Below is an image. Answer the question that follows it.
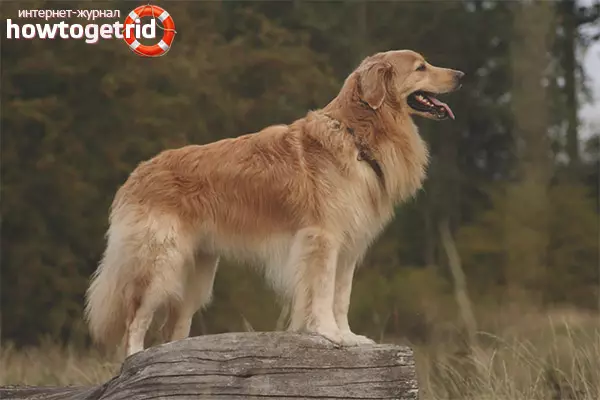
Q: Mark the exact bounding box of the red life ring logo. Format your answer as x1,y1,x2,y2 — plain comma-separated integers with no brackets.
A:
123,5,176,57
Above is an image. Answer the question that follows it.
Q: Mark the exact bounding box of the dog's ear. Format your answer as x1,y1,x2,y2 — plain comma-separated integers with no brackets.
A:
359,61,392,110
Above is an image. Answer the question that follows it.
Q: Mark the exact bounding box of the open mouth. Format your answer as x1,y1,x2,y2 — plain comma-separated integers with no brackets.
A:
407,91,455,120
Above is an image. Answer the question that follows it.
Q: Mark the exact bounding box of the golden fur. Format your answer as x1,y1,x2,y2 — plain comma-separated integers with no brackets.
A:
85,50,463,356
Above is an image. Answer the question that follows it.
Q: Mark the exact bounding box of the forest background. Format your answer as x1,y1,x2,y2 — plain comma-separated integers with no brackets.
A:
1,1,599,399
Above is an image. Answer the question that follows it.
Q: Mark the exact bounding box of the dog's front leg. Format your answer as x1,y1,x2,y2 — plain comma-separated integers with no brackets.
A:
287,228,342,344
333,253,376,345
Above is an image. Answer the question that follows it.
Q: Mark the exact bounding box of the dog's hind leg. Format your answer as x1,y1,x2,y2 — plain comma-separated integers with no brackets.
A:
125,281,167,356
124,239,189,356
162,252,219,342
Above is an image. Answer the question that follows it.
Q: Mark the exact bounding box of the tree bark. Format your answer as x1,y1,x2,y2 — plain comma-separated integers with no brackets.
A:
560,0,580,174
439,219,478,349
507,1,554,304
1,332,419,400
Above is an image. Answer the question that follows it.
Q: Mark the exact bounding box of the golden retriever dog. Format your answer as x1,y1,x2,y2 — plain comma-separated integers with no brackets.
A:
85,50,463,356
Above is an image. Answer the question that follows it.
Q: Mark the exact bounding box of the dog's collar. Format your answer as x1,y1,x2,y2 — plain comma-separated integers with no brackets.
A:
323,114,385,191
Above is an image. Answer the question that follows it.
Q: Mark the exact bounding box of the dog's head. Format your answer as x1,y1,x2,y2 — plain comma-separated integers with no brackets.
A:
356,50,464,120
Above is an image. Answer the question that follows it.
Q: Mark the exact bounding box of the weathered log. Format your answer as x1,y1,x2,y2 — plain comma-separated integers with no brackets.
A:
1,332,418,399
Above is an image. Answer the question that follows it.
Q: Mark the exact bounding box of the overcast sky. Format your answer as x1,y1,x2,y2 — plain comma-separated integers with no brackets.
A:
579,0,600,140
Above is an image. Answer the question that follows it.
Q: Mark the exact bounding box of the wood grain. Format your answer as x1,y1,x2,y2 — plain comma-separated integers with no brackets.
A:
1,332,418,400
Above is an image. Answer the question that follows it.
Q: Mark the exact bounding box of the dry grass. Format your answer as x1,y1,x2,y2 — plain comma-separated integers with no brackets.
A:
0,339,119,387
413,307,600,400
1,308,599,400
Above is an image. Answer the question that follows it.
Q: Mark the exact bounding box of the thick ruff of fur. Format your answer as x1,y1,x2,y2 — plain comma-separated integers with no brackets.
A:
85,50,463,356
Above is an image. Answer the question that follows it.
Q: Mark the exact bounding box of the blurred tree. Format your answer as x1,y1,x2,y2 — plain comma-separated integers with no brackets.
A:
506,0,553,304
549,0,600,178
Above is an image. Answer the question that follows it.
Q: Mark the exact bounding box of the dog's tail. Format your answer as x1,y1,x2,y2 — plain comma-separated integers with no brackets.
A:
84,202,139,349
84,235,128,348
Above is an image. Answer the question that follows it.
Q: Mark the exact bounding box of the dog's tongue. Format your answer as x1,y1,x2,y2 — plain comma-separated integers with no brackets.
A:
429,96,455,120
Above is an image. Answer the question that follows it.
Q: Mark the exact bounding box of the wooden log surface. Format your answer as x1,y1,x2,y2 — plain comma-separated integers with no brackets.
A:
1,332,418,400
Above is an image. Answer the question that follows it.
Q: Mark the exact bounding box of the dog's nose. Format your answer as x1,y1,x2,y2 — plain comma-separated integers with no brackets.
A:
454,71,465,89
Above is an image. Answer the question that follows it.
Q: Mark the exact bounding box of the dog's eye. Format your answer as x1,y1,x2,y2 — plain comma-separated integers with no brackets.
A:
416,64,426,71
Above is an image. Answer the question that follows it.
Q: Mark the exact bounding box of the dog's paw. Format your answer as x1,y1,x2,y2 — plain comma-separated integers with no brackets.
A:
338,331,376,346
312,329,375,347
315,329,345,346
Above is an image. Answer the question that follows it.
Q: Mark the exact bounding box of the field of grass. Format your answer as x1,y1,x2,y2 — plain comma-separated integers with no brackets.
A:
413,308,600,400
1,307,599,400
